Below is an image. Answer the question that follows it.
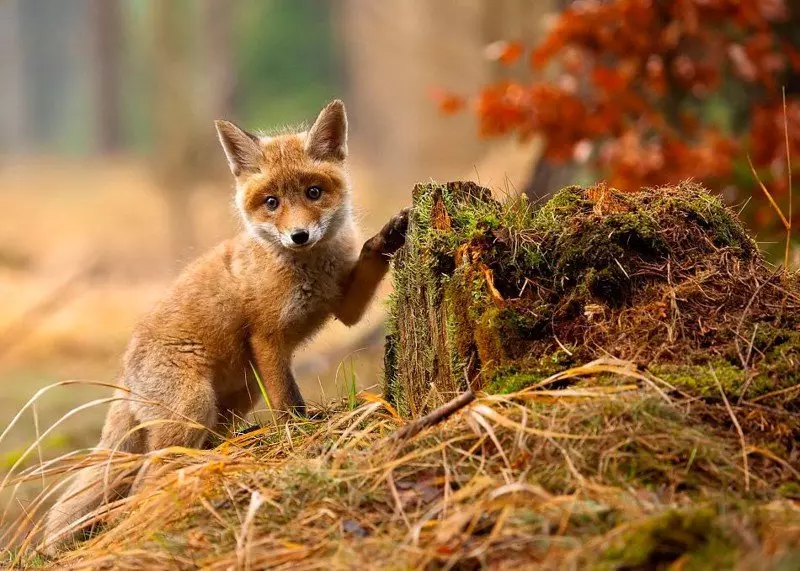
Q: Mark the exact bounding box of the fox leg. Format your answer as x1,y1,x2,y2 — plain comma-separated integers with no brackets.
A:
217,386,258,425
250,337,305,419
113,375,219,506
335,208,409,326
133,375,218,451
42,398,145,554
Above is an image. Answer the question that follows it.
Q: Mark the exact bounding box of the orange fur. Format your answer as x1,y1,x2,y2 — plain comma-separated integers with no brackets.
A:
42,100,408,553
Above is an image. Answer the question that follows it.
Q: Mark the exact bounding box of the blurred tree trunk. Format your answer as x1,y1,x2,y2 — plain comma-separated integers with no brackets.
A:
339,1,488,188
0,0,26,154
526,160,577,201
201,0,237,180
151,0,236,270
152,0,197,270
522,0,577,201
19,0,78,151
203,0,235,120
91,0,122,154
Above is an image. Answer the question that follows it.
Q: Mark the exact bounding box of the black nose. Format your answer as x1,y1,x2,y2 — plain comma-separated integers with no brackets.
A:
290,230,309,245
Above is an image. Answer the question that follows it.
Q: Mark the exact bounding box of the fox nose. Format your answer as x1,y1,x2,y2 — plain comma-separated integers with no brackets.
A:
290,229,310,245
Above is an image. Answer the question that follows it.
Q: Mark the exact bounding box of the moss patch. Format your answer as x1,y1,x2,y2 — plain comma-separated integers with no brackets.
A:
596,508,738,570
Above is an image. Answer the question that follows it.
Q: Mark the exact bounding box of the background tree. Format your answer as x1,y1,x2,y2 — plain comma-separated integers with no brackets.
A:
151,0,203,267
91,0,123,154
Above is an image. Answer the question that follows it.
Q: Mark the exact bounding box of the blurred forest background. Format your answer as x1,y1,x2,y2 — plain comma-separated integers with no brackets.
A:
0,0,797,473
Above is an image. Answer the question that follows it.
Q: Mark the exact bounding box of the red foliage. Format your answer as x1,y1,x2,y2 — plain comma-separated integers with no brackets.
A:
444,0,799,230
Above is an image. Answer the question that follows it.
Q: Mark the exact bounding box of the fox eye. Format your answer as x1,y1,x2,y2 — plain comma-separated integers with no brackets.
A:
265,196,279,210
306,186,322,200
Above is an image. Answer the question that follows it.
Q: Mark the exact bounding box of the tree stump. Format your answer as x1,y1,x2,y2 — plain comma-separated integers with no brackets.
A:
385,180,800,422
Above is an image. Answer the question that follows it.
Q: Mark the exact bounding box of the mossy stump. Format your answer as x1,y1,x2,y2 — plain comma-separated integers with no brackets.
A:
385,182,493,417
385,181,800,426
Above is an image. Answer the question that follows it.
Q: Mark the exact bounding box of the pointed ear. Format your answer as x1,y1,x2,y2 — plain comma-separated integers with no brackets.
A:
305,100,348,162
214,120,262,177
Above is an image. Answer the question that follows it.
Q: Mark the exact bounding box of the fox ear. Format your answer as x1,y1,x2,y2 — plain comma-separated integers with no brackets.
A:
215,120,262,177
305,100,347,162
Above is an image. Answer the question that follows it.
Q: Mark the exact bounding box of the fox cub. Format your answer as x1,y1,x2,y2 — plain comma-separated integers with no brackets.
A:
43,100,408,552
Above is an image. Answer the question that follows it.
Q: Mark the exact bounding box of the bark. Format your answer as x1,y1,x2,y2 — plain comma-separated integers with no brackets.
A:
385,182,493,417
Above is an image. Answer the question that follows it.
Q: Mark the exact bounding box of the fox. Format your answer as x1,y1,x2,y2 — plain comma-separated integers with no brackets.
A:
42,100,408,553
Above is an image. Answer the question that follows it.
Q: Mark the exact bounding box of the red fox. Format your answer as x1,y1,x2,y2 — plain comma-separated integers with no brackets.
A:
42,100,408,552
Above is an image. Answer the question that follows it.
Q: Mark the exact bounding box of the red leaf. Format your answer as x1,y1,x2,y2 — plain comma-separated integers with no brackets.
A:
430,88,467,115
485,40,524,65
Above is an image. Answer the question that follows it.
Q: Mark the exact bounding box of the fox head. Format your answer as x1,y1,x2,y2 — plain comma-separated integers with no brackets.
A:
215,100,351,252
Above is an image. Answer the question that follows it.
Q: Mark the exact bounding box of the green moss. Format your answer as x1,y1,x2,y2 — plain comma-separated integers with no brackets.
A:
530,185,589,232
750,323,798,352
652,351,799,405
487,370,547,394
597,508,738,570
473,306,507,376
528,182,754,305
652,360,746,398
670,189,755,252
486,350,574,394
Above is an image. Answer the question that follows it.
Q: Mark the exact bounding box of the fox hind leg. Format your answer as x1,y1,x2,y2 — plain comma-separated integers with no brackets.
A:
42,377,217,554
134,376,218,451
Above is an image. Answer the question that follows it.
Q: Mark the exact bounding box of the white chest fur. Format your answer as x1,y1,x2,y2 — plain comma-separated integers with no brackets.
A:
278,242,353,331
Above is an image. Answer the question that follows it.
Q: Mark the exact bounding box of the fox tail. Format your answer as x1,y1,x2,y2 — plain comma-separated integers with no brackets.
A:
41,398,144,554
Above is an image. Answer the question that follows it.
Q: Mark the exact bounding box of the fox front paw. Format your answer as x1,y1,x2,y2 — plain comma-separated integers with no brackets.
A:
366,207,409,258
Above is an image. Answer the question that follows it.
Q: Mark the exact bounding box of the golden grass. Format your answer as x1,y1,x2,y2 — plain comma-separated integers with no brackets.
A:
3,359,798,569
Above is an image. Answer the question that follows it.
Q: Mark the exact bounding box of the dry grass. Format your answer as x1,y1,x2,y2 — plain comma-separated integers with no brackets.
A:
2,358,798,569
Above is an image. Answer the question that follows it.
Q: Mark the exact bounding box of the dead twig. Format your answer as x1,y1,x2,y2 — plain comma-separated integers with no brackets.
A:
710,366,750,492
747,155,790,232
387,390,475,446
